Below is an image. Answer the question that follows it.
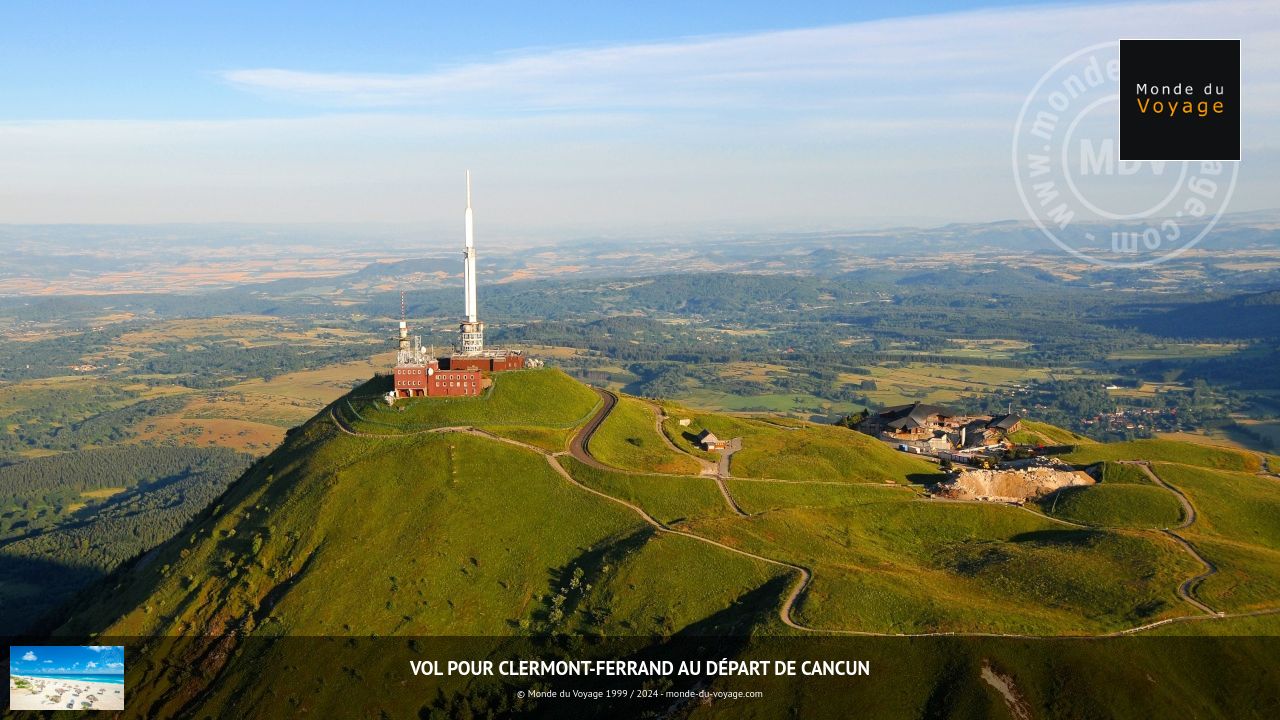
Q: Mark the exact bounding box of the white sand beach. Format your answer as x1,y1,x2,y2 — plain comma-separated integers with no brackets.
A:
9,675,125,711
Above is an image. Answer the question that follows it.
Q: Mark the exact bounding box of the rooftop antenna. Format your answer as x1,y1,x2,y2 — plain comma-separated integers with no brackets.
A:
400,290,406,324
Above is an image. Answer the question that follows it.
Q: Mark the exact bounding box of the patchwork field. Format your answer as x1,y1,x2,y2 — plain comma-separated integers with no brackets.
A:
133,417,285,454
842,362,1093,407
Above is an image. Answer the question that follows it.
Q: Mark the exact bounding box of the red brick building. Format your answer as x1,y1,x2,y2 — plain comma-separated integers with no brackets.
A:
393,360,482,398
441,351,525,372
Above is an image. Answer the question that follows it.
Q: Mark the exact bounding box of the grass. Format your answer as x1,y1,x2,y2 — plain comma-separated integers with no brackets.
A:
587,396,702,474
1152,463,1280,612
480,425,573,453
1100,461,1154,484
561,456,732,525
681,488,1197,634
1063,439,1261,473
45,368,1280,716
663,408,940,484
1038,484,1185,529
1153,464,1280,551
348,368,600,433
724,479,918,514
61,420,771,642
54,403,786,718
1014,420,1094,446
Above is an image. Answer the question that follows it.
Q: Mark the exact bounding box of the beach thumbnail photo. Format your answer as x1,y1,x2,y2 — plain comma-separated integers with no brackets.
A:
8,645,124,711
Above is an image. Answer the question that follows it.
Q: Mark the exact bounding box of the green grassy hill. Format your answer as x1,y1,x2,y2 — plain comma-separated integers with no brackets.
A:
340,368,599,451
1038,484,1186,528
661,404,940,483
588,395,702,475
40,369,1280,718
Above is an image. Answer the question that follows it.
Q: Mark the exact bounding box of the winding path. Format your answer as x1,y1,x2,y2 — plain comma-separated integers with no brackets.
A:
714,438,749,517
1118,461,1222,616
329,396,1277,638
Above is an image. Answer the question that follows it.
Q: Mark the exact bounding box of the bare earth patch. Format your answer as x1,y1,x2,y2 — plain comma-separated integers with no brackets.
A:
934,459,1095,503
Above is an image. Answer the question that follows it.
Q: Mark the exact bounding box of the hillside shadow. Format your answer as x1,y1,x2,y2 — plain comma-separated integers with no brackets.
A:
907,471,949,487
0,553,103,635
536,528,656,631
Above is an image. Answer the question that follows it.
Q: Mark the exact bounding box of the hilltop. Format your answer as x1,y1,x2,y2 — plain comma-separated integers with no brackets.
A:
45,368,1280,718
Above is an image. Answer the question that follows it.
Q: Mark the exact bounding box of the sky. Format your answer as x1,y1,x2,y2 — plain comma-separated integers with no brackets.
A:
1,0,1277,237
9,646,124,676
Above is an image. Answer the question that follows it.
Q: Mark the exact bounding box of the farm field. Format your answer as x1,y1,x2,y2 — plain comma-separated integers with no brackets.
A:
677,388,859,416
844,362,1094,407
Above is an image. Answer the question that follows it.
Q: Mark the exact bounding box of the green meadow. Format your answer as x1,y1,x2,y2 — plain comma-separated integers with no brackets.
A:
1039,484,1186,529
346,368,600,433
662,407,939,483
1064,439,1261,473
588,395,702,475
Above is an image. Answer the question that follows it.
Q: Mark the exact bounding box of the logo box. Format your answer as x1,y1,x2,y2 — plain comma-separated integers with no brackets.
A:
1119,39,1240,161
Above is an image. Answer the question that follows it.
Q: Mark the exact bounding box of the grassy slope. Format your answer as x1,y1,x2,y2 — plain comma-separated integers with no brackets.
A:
58,417,773,642
1100,461,1154,484
588,395,701,475
1038,484,1185,529
692,482,1197,634
662,407,940,483
561,456,729,525
58,372,1270,640
1064,439,1260,473
1014,420,1094,445
1154,463,1280,611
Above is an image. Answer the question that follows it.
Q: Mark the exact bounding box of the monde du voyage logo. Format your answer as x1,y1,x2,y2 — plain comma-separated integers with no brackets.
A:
1013,39,1241,267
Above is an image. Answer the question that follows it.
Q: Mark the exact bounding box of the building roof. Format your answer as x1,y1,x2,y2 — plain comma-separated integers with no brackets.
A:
877,402,960,430
988,414,1022,430
695,430,720,444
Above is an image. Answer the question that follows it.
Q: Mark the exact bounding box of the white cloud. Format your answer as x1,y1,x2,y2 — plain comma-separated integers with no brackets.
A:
43,660,53,663
86,661,98,669
21,651,37,661
220,0,1280,115
106,662,124,669
86,646,112,652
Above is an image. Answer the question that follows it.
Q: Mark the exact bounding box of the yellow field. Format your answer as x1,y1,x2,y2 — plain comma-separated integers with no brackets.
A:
848,362,1078,406
81,487,127,500
124,352,397,453
717,361,791,383
943,338,1032,357
83,317,381,363
1107,381,1188,399
132,417,285,454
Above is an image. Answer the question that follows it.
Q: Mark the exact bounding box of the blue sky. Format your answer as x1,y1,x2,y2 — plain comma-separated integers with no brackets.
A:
1,0,1083,121
9,646,124,675
1,0,1276,232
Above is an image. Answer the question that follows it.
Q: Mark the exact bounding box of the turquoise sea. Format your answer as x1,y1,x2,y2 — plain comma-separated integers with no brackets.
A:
14,672,125,685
